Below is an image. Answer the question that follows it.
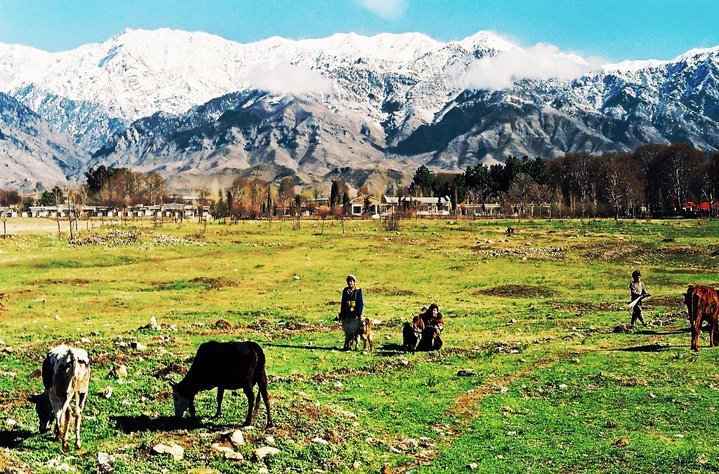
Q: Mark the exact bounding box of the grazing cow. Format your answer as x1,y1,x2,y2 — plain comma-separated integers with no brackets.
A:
685,285,719,351
29,345,90,451
171,341,273,428
341,317,374,351
402,315,424,353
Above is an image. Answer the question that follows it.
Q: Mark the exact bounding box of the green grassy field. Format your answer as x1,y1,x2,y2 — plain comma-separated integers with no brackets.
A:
1,217,719,473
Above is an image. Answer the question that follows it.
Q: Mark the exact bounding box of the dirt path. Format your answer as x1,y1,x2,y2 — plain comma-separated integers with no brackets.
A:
399,351,577,471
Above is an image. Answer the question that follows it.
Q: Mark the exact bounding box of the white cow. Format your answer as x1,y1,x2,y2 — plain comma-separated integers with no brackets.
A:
30,345,90,451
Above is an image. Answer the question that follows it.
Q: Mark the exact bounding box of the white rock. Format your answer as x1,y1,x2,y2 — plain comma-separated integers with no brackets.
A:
258,468,269,474
113,365,128,379
211,443,243,461
230,429,245,447
265,435,276,445
152,443,184,461
352,461,361,469
47,458,73,471
468,463,479,470
312,437,329,445
333,381,343,388
97,452,115,474
80,337,91,343
254,446,280,460
5,418,17,429
293,275,300,280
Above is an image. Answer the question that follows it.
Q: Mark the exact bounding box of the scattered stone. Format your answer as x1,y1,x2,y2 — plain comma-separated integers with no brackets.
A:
229,430,245,447
152,443,184,461
613,437,629,447
352,461,361,469
293,275,300,280
1,467,28,474
5,418,17,429
456,370,477,377
80,337,91,344
254,446,280,460
312,437,329,445
111,365,128,379
101,387,113,399
46,458,73,471
506,431,517,436
211,443,244,461
334,381,343,388
265,435,276,445
3,346,14,353
130,341,147,351
257,469,269,474
468,463,479,470
613,324,632,333
97,452,115,474
558,384,568,390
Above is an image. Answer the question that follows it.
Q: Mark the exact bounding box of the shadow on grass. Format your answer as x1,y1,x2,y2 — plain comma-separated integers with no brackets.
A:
634,328,688,335
0,429,33,448
614,343,674,352
264,342,341,352
111,415,207,433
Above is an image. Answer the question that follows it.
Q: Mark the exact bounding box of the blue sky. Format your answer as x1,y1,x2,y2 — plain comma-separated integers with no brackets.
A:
0,0,717,60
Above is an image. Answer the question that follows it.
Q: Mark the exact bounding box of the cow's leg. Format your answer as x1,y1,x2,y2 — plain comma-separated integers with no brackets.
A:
60,404,72,451
214,388,224,419
189,398,196,419
257,371,273,428
74,392,86,449
242,386,254,427
343,333,352,351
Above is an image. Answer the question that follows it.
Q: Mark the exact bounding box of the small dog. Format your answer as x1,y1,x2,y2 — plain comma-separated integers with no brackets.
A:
341,317,374,351
402,315,424,352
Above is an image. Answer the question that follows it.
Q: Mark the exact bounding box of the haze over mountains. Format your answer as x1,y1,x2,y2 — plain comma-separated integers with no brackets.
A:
0,28,718,192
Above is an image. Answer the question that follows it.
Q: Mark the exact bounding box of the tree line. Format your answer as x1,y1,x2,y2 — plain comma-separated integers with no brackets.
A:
410,143,719,218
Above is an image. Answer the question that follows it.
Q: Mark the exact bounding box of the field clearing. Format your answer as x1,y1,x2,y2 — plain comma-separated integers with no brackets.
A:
1,217,719,473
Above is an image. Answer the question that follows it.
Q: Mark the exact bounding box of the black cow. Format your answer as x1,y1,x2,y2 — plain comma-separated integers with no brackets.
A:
170,341,273,428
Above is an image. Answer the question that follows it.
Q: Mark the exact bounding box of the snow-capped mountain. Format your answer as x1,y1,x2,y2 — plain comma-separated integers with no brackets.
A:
0,92,83,191
0,28,718,191
393,46,719,166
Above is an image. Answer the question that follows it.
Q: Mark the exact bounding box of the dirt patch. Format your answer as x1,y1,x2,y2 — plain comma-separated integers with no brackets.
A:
370,286,416,297
645,296,683,309
552,301,624,313
480,247,565,259
153,362,186,379
475,285,554,298
92,352,130,367
149,277,239,291
31,278,91,286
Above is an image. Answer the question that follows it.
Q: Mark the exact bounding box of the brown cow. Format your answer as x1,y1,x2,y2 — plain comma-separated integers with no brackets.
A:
685,285,719,351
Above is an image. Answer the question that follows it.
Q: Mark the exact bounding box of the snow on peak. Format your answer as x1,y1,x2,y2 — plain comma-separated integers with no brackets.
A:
457,31,516,52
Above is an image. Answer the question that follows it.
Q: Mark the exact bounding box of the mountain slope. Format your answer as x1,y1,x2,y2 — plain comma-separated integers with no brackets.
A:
0,92,83,190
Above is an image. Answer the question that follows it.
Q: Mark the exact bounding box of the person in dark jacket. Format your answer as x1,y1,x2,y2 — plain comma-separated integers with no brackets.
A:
629,269,650,327
418,303,444,351
338,275,363,322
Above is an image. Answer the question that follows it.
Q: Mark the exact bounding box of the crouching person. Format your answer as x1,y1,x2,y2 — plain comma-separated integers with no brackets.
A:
417,304,444,351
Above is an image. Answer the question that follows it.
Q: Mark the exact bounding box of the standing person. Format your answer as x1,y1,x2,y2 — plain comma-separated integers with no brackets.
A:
338,275,363,322
629,270,650,327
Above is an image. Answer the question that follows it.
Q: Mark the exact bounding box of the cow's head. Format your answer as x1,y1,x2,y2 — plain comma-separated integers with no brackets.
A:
29,392,53,433
169,381,192,418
